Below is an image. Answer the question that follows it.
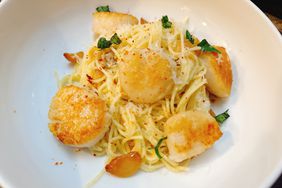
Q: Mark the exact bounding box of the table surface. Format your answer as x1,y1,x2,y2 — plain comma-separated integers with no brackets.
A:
250,2,282,187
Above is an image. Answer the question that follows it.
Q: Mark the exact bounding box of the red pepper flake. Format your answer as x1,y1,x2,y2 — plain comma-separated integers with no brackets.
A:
194,50,202,56
128,140,135,149
86,74,94,85
209,94,217,103
211,51,219,58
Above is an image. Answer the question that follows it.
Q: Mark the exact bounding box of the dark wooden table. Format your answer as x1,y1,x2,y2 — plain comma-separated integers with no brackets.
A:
252,0,282,33
250,1,282,187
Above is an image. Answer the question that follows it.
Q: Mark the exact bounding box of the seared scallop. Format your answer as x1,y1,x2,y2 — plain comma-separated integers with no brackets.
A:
92,12,138,38
48,85,109,147
119,49,174,104
199,46,232,97
164,110,222,162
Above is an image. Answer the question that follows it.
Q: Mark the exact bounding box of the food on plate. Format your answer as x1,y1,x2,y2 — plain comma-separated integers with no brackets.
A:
119,48,174,103
199,45,232,97
105,151,142,177
92,7,138,38
63,51,84,64
48,85,109,147
140,17,148,24
164,110,222,162
48,5,233,180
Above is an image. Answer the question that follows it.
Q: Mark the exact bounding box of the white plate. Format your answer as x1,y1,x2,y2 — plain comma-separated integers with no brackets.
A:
0,0,282,187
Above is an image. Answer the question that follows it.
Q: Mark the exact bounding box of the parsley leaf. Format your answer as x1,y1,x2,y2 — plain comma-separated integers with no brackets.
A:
97,33,122,49
154,137,167,159
197,39,221,53
97,37,112,49
96,5,110,12
215,109,230,124
185,30,194,44
161,15,172,29
110,33,122,45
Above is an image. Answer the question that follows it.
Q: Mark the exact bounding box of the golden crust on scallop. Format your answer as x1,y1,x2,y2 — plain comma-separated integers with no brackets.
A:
48,85,108,147
119,49,174,104
92,12,138,38
164,110,222,162
199,46,232,97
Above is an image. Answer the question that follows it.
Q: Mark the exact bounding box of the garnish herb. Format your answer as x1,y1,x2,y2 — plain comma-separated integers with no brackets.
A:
215,109,230,124
185,30,194,44
97,33,122,49
86,74,94,85
96,5,110,12
155,137,167,159
97,37,112,49
110,33,122,45
161,16,172,29
197,39,221,53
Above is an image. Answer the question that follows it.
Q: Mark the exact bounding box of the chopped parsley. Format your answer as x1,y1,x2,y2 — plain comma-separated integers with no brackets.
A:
97,33,122,49
110,33,122,45
197,39,221,53
96,5,110,12
161,16,172,29
215,109,230,124
155,137,167,159
97,37,112,49
185,30,194,44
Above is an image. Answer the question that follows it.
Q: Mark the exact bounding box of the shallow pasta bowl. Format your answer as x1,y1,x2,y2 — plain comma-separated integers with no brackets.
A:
0,0,282,187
